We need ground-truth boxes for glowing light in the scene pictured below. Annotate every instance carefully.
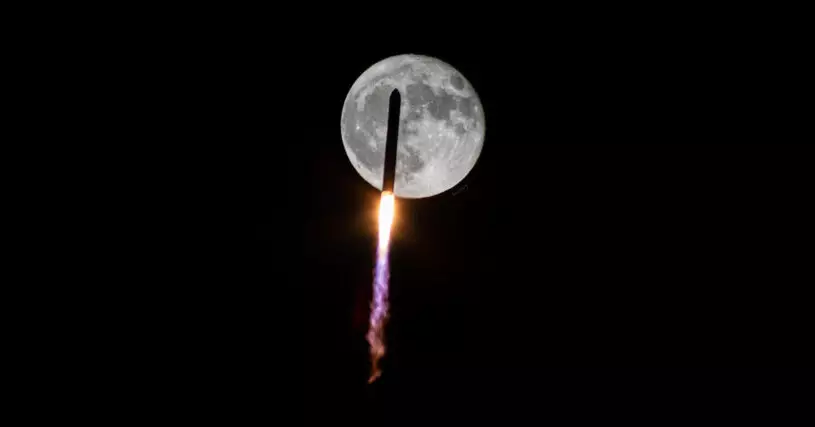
[378,191,395,250]
[367,191,395,383]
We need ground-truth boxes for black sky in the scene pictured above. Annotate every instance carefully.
[130,12,812,425]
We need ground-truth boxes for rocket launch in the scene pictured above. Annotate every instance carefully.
[366,89,400,383]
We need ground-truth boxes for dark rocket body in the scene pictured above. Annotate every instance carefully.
[382,89,400,194]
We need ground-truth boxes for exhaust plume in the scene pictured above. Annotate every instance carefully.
[367,191,394,383]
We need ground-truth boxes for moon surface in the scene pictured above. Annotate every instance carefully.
[341,54,486,198]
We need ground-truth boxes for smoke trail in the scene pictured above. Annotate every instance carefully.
[367,241,389,383]
[367,191,394,383]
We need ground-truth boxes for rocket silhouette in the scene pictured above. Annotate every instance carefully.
[382,89,400,194]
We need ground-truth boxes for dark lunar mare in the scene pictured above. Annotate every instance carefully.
[404,82,460,124]
[400,144,425,182]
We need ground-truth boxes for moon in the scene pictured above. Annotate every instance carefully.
[340,54,486,198]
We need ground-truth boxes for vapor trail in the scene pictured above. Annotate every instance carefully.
[367,191,394,383]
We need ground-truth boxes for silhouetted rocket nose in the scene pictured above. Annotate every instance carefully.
[382,89,400,194]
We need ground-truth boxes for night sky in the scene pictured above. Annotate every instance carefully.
[143,15,811,425]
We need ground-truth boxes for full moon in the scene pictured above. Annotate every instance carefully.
[341,54,486,198]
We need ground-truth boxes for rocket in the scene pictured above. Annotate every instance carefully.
[368,89,401,384]
[382,89,400,194]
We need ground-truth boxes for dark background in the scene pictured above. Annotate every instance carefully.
[118,11,811,425]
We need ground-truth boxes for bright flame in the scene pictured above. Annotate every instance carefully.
[378,191,395,250]
[367,191,395,383]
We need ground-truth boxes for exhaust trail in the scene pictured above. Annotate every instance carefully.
[368,191,393,383]
[367,89,400,383]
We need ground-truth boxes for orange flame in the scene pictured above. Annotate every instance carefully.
[378,191,395,250]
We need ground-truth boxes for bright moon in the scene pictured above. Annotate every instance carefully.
[341,54,486,198]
